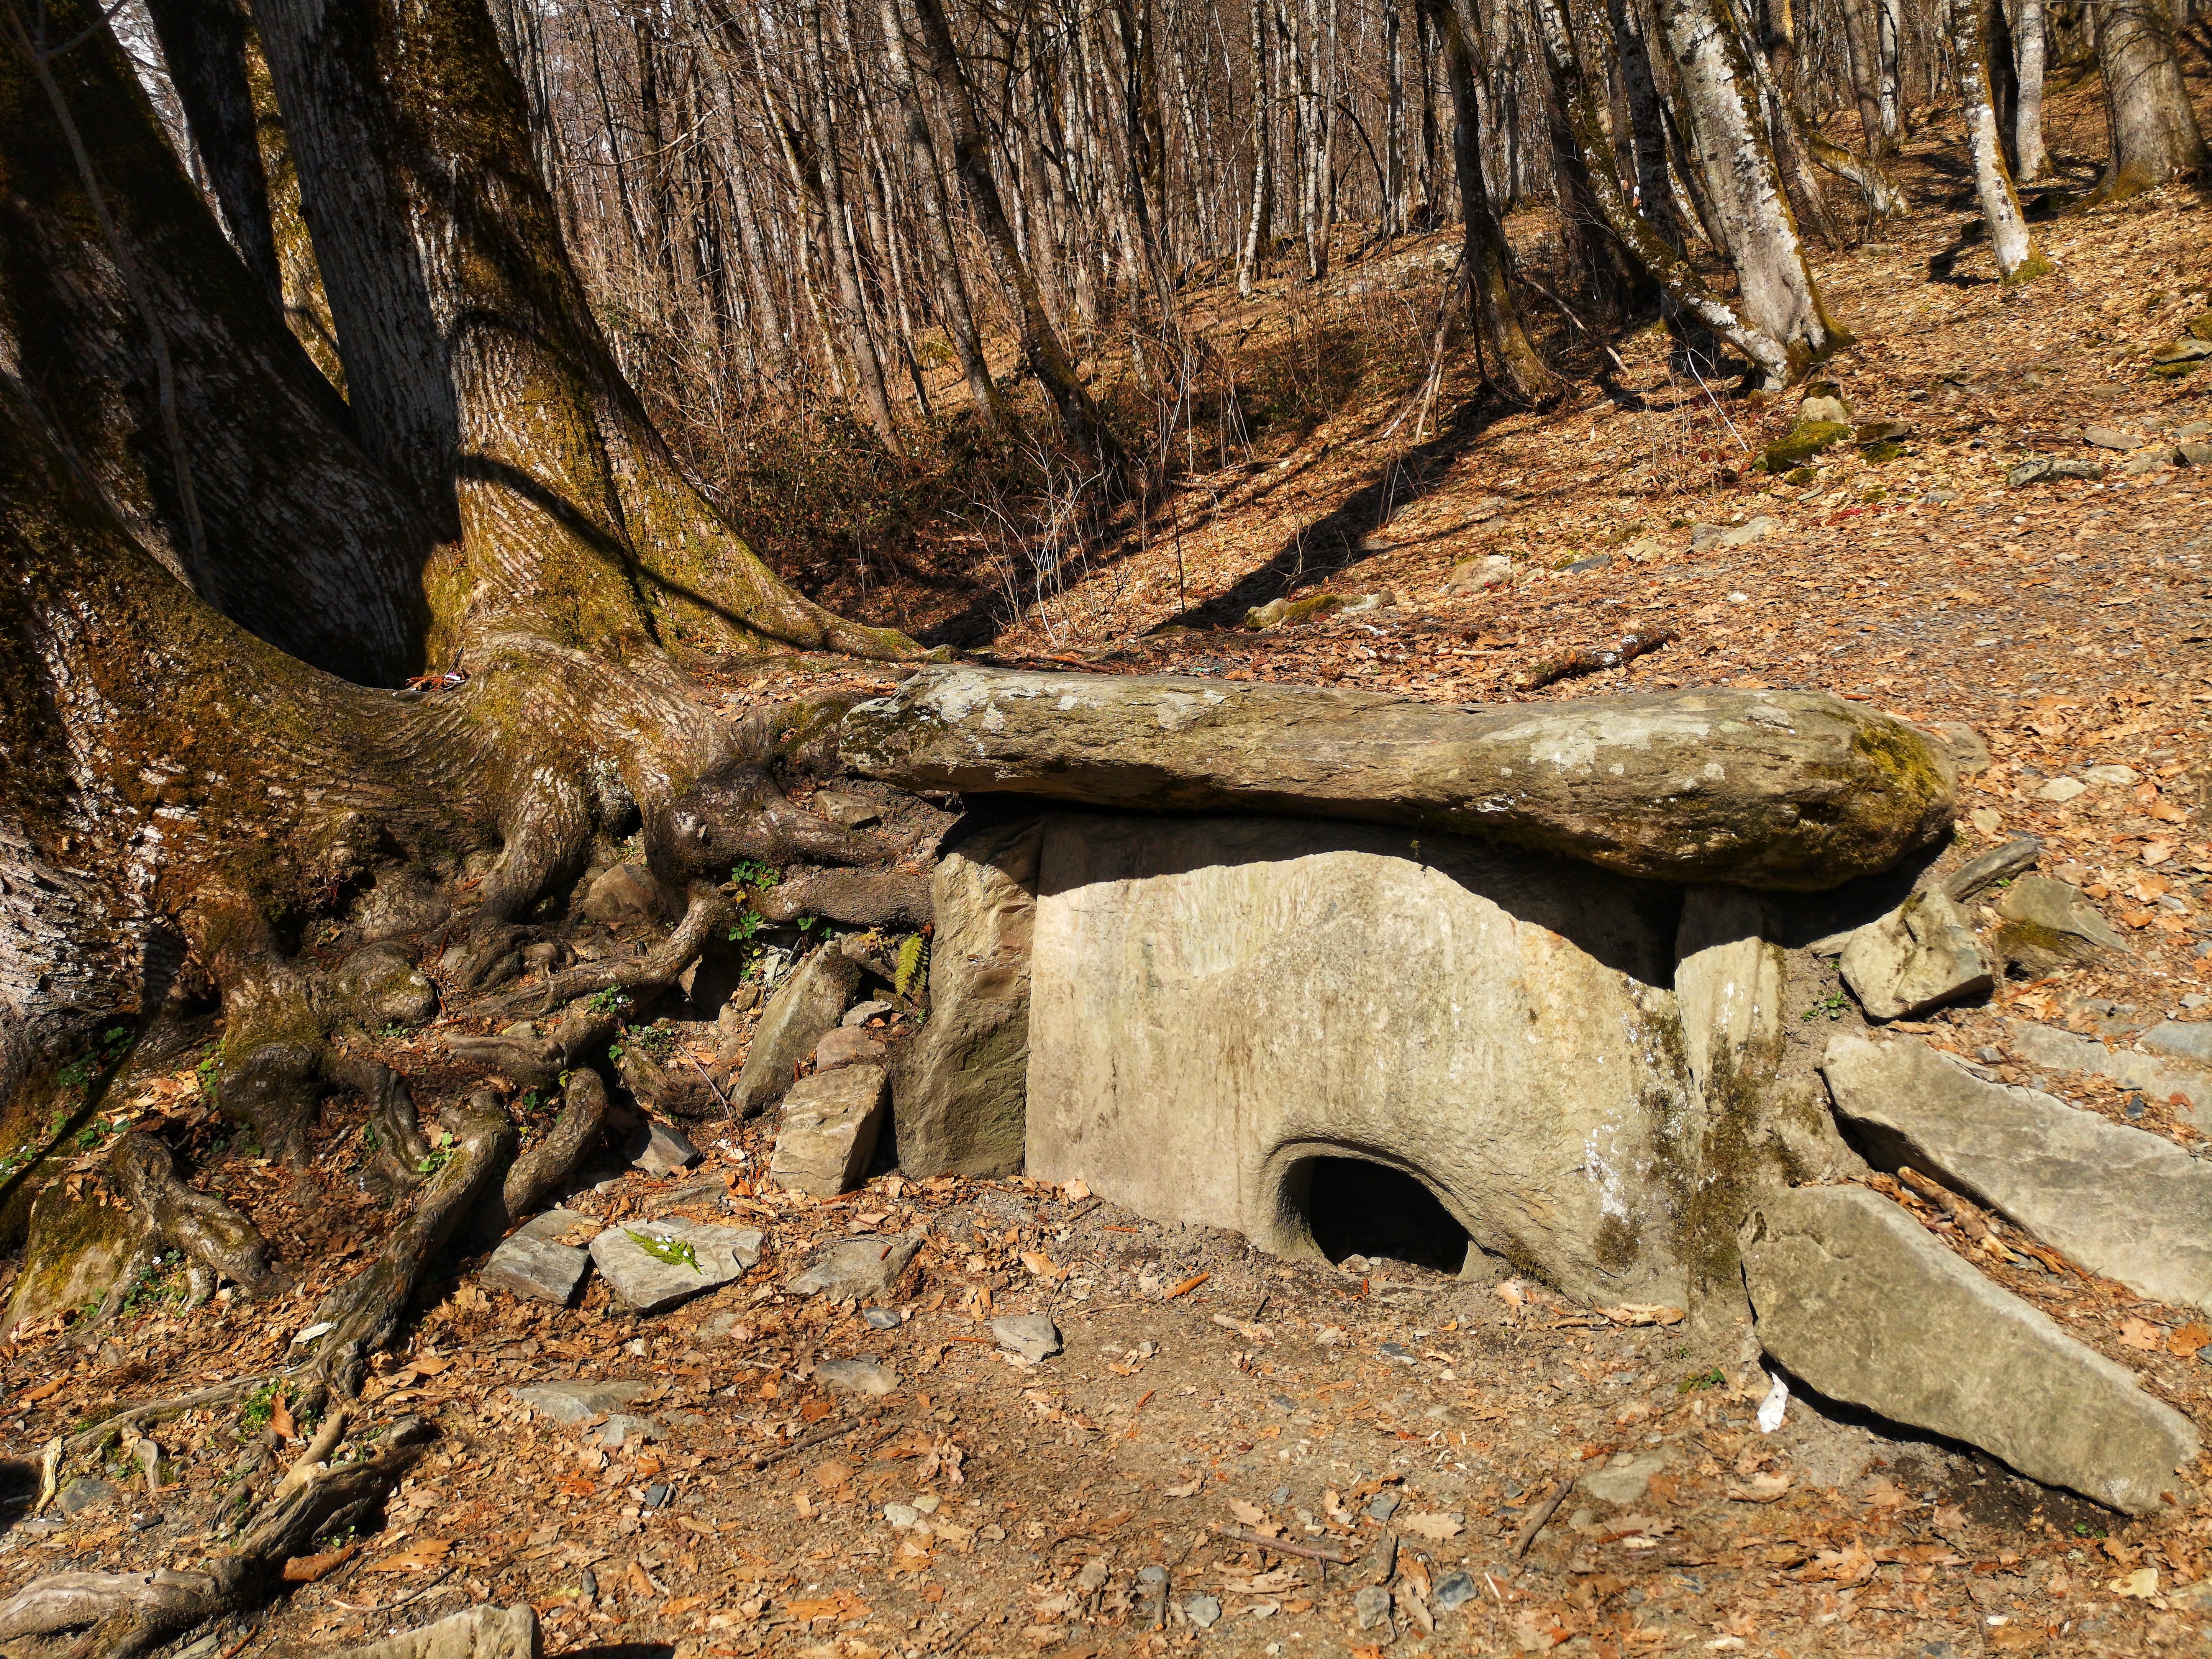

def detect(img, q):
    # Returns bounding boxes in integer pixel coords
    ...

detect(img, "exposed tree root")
[93,1131,285,1319]
[484,1066,609,1236]
[0,1429,431,1659]
[514,889,730,1016]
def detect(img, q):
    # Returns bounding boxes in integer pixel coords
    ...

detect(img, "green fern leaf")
[894,933,929,999]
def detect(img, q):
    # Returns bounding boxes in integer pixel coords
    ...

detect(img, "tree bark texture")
[1945,0,2050,282]
[2088,0,2207,198]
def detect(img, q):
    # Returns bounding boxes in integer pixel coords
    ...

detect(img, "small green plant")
[730,859,779,890]
[625,1229,700,1272]
[797,916,819,933]
[584,987,631,1015]
[377,1022,412,1039]
[196,1051,221,1106]
[1676,1367,1725,1394]
[417,1129,455,1175]
[240,1379,284,1431]
[1802,990,1850,1022]
[360,1120,381,1152]
[726,910,765,945]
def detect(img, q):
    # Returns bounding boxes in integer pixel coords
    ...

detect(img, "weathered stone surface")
[2007,1019,2212,1122]
[1992,875,2131,970]
[1025,814,1700,1305]
[1443,554,1515,593]
[2009,456,2105,486]
[736,947,860,1114]
[2139,1020,2212,1067]
[1839,889,1991,1021]
[480,1231,590,1305]
[1927,722,1991,778]
[1939,834,2040,903]
[1,1175,140,1339]
[588,1220,762,1314]
[842,669,1955,892]
[812,1026,884,1071]
[626,1118,700,1176]
[771,1065,889,1196]
[512,1378,653,1427]
[580,863,661,929]
[787,1234,922,1299]
[57,1477,119,1517]
[2083,426,2144,451]
[1741,1184,2197,1514]
[1825,1030,2212,1312]
[817,1358,899,1395]
[992,1313,1063,1362]
[893,817,1043,1179]
[323,1605,539,1659]
[335,944,438,1027]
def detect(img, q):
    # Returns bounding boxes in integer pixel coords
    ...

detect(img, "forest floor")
[10,59,2212,1659]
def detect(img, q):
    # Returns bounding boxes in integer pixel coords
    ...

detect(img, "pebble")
[1184,1594,1223,1630]
[842,1000,896,1027]
[2084,764,2140,786]
[1367,1490,1402,1521]
[1433,1571,1479,1613]
[2034,776,2087,803]
[863,1307,905,1329]
[993,1313,1064,1362]
[2083,426,2144,451]
[1354,1584,1394,1631]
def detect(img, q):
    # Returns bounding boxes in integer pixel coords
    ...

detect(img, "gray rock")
[892,818,1043,1179]
[812,1026,884,1071]
[1579,1448,1672,1507]
[1824,1029,2212,1314]
[788,1234,923,1300]
[1366,1489,1401,1521]
[335,944,439,1027]
[581,863,661,929]
[1025,814,1700,1305]
[2181,442,2212,467]
[1920,488,1961,504]
[1432,1572,1478,1613]
[842,1000,896,1028]
[1798,391,1851,425]
[2007,1019,2212,1122]
[841,669,1957,893]
[812,789,884,829]
[58,1476,119,1518]
[1992,875,2131,969]
[643,1177,728,1215]
[2139,1021,2212,1067]
[2009,457,2106,486]
[817,1358,899,1396]
[2086,764,2141,787]
[2083,426,2145,451]
[1839,888,1991,1021]
[862,1306,904,1329]
[1690,516,1778,553]
[1184,1594,1224,1631]
[992,1313,1063,1362]
[735,947,860,1114]
[2035,775,2087,802]
[1940,834,2040,903]
[480,1229,590,1305]
[319,1605,539,1659]
[2153,339,2212,364]
[511,1378,653,1428]
[587,1219,763,1314]
[1927,722,1991,778]
[1742,1184,2197,1513]
[1444,554,1515,592]
[590,1413,659,1448]
[627,1118,700,1177]
[770,1065,889,1196]
[1353,1584,1393,1631]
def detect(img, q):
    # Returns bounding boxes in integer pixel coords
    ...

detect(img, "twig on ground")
[1213,1524,1357,1564]
[1513,630,1676,692]
[1513,1478,1576,1557]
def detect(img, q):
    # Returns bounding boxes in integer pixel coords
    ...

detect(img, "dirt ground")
[9,64,2212,1659]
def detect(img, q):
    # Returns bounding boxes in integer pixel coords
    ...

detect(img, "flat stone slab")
[2140,1021,2212,1068]
[1578,1448,1673,1507]
[787,1234,922,1300]
[992,1313,1063,1362]
[2006,1019,2210,1124]
[589,1219,763,1314]
[770,1064,889,1196]
[1839,888,1991,1021]
[1992,876,2131,970]
[511,1378,653,1428]
[320,1604,539,1659]
[817,1358,899,1396]
[840,668,1956,892]
[1742,1184,2197,1514]
[1824,1029,2212,1313]
[480,1229,591,1306]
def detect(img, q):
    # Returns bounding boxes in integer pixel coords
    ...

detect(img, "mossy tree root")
[92,1132,284,1323]
[490,1066,610,1234]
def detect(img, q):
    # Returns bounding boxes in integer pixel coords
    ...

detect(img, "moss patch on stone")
[1761,421,1853,471]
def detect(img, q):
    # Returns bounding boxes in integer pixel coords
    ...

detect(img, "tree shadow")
[1149,384,1520,630]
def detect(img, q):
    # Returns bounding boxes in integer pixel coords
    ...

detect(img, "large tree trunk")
[1946,0,2051,282]
[142,0,282,312]
[2086,0,2208,198]
[2015,0,2054,182]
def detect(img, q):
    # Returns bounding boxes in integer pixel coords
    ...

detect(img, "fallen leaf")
[1228,1499,1268,1525]
[1164,1477,1201,1498]
[368,1539,453,1573]
[282,1544,358,1582]
[1398,1512,1464,1542]
[1163,1273,1210,1300]
[2109,1567,2158,1599]
[270,1395,297,1443]
[784,1597,841,1620]
[558,1477,595,1497]
[2119,1316,2166,1351]
[1597,1304,1685,1327]
[1987,1626,2044,1651]
[1019,1251,1071,1283]
[2170,1323,2210,1359]
[1063,1179,1090,1201]
[18,1379,62,1405]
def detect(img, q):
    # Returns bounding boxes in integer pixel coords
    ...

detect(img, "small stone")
[1563,553,1613,573]
[2035,775,2088,802]
[883,1502,922,1530]
[2140,1020,2212,1067]
[1432,1572,1478,1613]
[590,1413,659,1449]
[1839,888,1992,1021]
[770,1064,889,1196]
[1993,875,2132,970]
[862,1306,905,1329]
[2083,426,2145,451]
[992,1313,1063,1362]
[1690,516,1778,552]
[734,947,861,1108]
[812,789,883,830]
[1579,1447,1672,1507]
[1353,1584,1394,1632]
[1921,487,1960,504]
[58,1476,118,1518]
[2009,457,2105,486]
[1444,554,1515,593]
[1183,1594,1223,1630]
[811,1026,884,1072]
[842,1000,896,1028]
[2180,442,2212,467]
[587,1219,762,1315]
[628,1118,701,1177]
[787,1234,923,1300]
[2085,764,2141,787]
[1928,722,1991,777]
[1366,1489,1402,1521]
[480,1230,591,1306]
[643,1176,729,1216]
[511,1378,653,1428]
[1797,389,1851,425]
[581,863,660,928]
[818,1358,899,1396]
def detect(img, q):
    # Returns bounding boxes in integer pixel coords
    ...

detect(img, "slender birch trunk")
[1945,0,2050,282]
[2014,0,2052,182]
[1238,0,1275,293]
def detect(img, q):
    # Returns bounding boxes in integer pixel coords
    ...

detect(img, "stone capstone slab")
[511,1378,653,1428]
[320,1605,539,1659]
[1024,814,1702,1305]
[770,1065,889,1196]
[2005,1020,2211,1123]
[840,669,1956,892]
[892,817,1044,1178]
[587,1220,763,1314]
[787,1234,922,1300]
[1742,1184,2196,1514]
[735,947,860,1113]
[1823,1029,2212,1313]
[1838,888,1992,1021]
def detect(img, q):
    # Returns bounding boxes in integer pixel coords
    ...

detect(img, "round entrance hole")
[1295,1156,1472,1276]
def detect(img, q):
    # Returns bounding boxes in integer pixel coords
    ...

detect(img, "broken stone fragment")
[2082,425,2145,451]
[626,1118,700,1177]
[480,1208,594,1304]
[1741,1184,2197,1514]
[1838,888,1991,1021]
[992,1313,1063,1362]
[770,1064,889,1197]
[735,946,860,1113]
[842,669,1955,892]
[811,1026,884,1072]
[2006,1019,2212,1123]
[511,1378,653,1428]
[1690,516,1779,552]
[787,1234,922,1300]
[1578,1448,1672,1507]
[1443,554,1515,593]
[816,1357,899,1396]
[2008,456,2106,487]
[580,862,660,928]
[587,1219,762,1315]
[1824,1029,2212,1313]
[1991,875,2131,971]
